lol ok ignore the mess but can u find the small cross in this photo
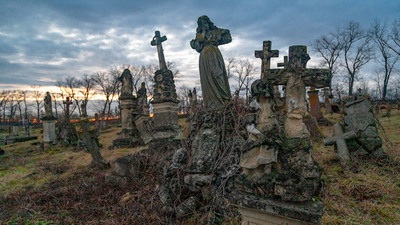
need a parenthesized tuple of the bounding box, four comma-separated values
(255, 40, 279, 79)
(151, 30, 168, 71)
(63, 97, 73, 120)
(324, 123, 357, 165)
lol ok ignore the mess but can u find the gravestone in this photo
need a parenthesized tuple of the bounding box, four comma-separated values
(42, 92, 56, 146)
(150, 30, 181, 143)
(231, 43, 327, 225)
(12, 126, 19, 136)
(308, 87, 331, 126)
(112, 69, 142, 148)
(324, 123, 356, 165)
(343, 90, 384, 157)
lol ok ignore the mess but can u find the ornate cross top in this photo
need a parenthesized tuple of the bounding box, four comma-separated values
(151, 30, 168, 70)
(264, 45, 330, 88)
(255, 40, 279, 78)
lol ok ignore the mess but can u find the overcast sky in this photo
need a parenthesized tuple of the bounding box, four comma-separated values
(0, 0, 399, 92)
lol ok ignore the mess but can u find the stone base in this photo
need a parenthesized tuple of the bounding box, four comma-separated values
(230, 191, 323, 225)
(238, 205, 313, 225)
(43, 120, 56, 143)
(152, 101, 181, 140)
(149, 138, 181, 152)
(111, 128, 142, 149)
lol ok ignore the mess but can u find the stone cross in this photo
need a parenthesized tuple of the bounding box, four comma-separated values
(264, 47, 330, 89)
(151, 30, 168, 71)
(255, 41, 279, 79)
(324, 123, 356, 164)
(63, 97, 73, 121)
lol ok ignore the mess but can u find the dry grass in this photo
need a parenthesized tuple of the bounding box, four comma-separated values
(0, 126, 144, 196)
(316, 109, 400, 225)
(0, 110, 399, 224)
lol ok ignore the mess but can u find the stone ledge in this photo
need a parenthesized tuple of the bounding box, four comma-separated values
(229, 190, 323, 224)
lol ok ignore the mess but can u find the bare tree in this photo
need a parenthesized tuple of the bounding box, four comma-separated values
(369, 20, 399, 100)
(0, 91, 9, 124)
(57, 76, 80, 117)
(312, 28, 343, 112)
(225, 58, 235, 79)
(31, 86, 43, 123)
(93, 68, 120, 120)
(78, 74, 97, 109)
(232, 59, 257, 102)
(340, 21, 374, 95)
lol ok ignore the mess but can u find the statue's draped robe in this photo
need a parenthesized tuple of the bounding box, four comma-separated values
(191, 28, 232, 108)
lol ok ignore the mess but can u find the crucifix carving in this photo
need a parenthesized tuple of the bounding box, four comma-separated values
(151, 30, 168, 71)
(63, 97, 73, 121)
(255, 40, 279, 79)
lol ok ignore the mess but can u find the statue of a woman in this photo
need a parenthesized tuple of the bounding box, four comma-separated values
(119, 69, 133, 97)
(44, 92, 53, 118)
(190, 15, 232, 109)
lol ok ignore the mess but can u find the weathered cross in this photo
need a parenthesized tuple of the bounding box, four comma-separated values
(324, 123, 357, 164)
(63, 97, 73, 121)
(255, 40, 279, 79)
(264, 46, 330, 89)
(151, 30, 168, 71)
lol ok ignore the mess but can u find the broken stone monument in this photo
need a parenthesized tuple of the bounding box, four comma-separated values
(42, 92, 56, 146)
(78, 102, 110, 169)
(342, 90, 385, 157)
(112, 69, 142, 148)
(231, 44, 328, 225)
(150, 30, 181, 144)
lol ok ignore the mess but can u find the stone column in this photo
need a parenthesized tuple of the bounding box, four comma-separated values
(308, 87, 323, 120)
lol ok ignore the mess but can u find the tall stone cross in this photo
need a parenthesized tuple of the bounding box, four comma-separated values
(151, 30, 168, 71)
(255, 40, 279, 79)
(63, 97, 73, 121)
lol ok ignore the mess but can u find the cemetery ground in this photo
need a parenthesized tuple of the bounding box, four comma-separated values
(0, 111, 399, 224)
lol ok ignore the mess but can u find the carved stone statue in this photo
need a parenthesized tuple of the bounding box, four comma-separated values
(137, 82, 147, 112)
(190, 15, 232, 109)
(43, 92, 54, 119)
(119, 69, 133, 97)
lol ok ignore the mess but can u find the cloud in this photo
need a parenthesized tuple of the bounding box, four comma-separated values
(0, 0, 399, 90)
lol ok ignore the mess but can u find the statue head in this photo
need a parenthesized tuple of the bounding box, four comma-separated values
(141, 82, 145, 88)
(196, 15, 217, 33)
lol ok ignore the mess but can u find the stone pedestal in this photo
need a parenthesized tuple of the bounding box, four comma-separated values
(151, 101, 181, 140)
(308, 87, 323, 120)
(231, 191, 323, 225)
(112, 96, 142, 148)
(43, 120, 56, 145)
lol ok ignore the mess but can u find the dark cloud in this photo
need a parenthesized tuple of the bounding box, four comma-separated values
(0, 0, 399, 89)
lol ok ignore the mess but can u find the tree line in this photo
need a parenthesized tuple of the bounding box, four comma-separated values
(312, 19, 400, 102)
